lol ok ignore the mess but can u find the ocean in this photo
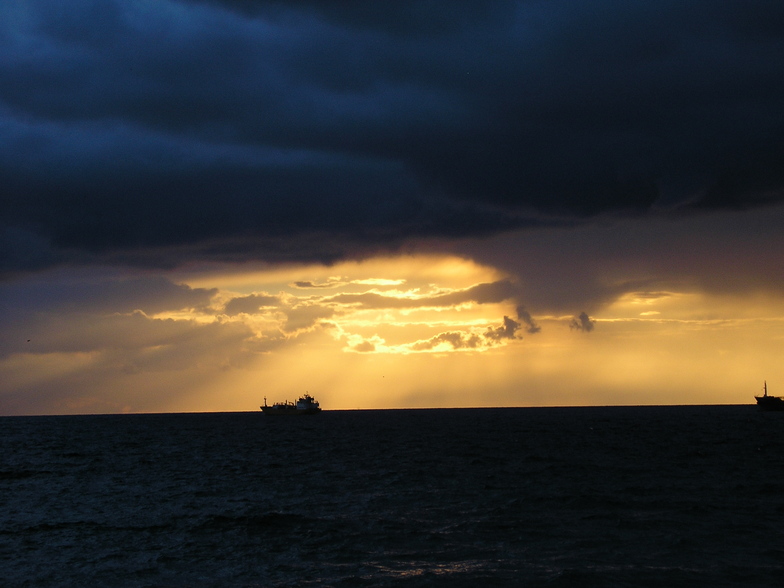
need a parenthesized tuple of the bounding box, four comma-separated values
(2, 405, 783, 587)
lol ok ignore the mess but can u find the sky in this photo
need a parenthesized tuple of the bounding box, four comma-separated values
(2, 0, 784, 414)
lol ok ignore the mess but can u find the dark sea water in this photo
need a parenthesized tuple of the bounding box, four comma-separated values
(2, 405, 784, 587)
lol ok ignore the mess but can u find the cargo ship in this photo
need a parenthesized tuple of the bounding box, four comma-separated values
(755, 381, 784, 411)
(261, 393, 322, 415)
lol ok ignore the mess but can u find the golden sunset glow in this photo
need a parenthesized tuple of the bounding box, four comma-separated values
(5, 236, 783, 415)
(2, 1, 783, 418)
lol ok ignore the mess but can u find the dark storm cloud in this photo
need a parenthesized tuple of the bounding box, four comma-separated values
(457, 204, 784, 314)
(2, 0, 783, 271)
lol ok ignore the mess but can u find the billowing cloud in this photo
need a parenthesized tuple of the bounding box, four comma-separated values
(485, 316, 522, 341)
(570, 312, 595, 332)
(406, 315, 522, 352)
(411, 331, 484, 352)
(516, 305, 541, 334)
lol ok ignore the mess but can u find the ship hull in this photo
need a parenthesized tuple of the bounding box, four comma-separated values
(260, 406, 321, 415)
(755, 396, 784, 411)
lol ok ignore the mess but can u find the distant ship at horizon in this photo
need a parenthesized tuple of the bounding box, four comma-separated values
(755, 381, 784, 411)
(261, 393, 322, 415)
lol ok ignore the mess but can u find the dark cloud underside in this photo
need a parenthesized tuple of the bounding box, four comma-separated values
(1, 0, 783, 271)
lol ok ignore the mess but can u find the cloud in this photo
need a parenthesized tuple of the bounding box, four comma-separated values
(282, 305, 336, 333)
(1, 1, 783, 271)
(456, 203, 784, 315)
(325, 279, 516, 309)
(188, 0, 507, 35)
(292, 279, 346, 289)
(351, 340, 376, 353)
(0, 271, 236, 366)
(516, 305, 541, 334)
(292, 277, 404, 289)
(408, 315, 522, 352)
(0, 227, 59, 277)
(1, 271, 216, 317)
(570, 312, 595, 332)
(223, 293, 281, 315)
(0, 307, 256, 371)
(485, 316, 522, 341)
(410, 331, 483, 352)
